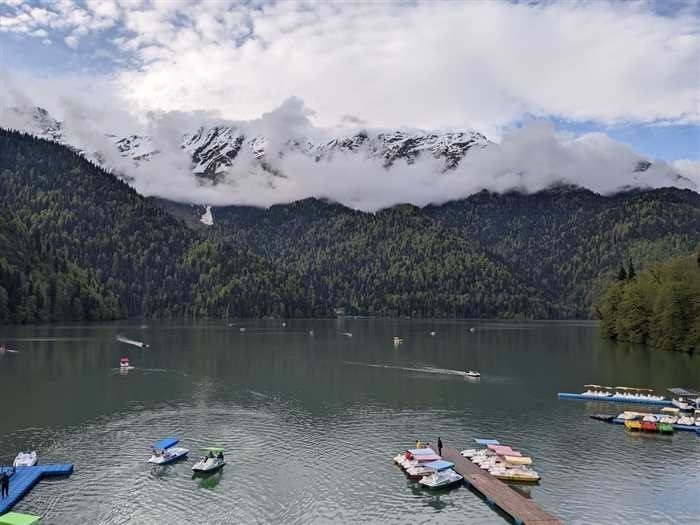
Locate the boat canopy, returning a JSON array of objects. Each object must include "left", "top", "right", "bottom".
[
  {"left": 474, "top": 438, "right": 499, "bottom": 445},
  {"left": 615, "top": 386, "right": 654, "bottom": 392},
  {"left": 153, "top": 437, "right": 179, "bottom": 450},
  {"left": 423, "top": 460, "right": 454, "bottom": 471},
  {"left": 487, "top": 445, "right": 520, "bottom": 456},
  {"left": 408, "top": 448, "right": 436, "bottom": 456},
  {"left": 661, "top": 407, "right": 680, "bottom": 414},
  {"left": 0, "top": 513, "right": 42, "bottom": 525},
  {"left": 584, "top": 384, "right": 611, "bottom": 389},
  {"left": 201, "top": 447, "right": 224, "bottom": 452},
  {"left": 415, "top": 454, "right": 442, "bottom": 462},
  {"left": 668, "top": 387, "right": 700, "bottom": 397}
]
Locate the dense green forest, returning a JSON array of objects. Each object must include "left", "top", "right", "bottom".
[
  {"left": 0, "top": 130, "right": 288, "bottom": 321},
  {"left": 1, "top": 129, "right": 699, "bottom": 322},
  {"left": 0, "top": 207, "right": 119, "bottom": 323},
  {"left": 596, "top": 255, "right": 700, "bottom": 353},
  {"left": 205, "top": 188, "right": 700, "bottom": 318}
]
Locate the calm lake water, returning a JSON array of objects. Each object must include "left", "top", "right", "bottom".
[{"left": 1, "top": 320, "right": 699, "bottom": 524}]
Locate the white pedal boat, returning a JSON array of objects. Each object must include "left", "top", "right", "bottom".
[
  {"left": 14, "top": 451, "right": 37, "bottom": 467},
  {"left": 148, "top": 437, "right": 189, "bottom": 464},
  {"left": 419, "top": 468, "right": 463, "bottom": 489}
]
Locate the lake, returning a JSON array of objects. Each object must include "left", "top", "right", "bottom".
[{"left": 1, "top": 320, "right": 698, "bottom": 524}]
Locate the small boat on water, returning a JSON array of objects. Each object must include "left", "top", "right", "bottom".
[
  {"left": 669, "top": 388, "right": 700, "bottom": 412},
  {"left": 624, "top": 418, "right": 642, "bottom": 431},
  {"left": 393, "top": 337, "right": 402, "bottom": 345},
  {"left": 418, "top": 468, "right": 463, "bottom": 489},
  {"left": 406, "top": 459, "right": 454, "bottom": 481},
  {"left": 119, "top": 357, "right": 130, "bottom": 369},
  {"left": 590, "top": 414, "right": 616, "bottom": 423},
  {"left": 192, "top": 448, "right": 226, "bottom": 473},
  {"left": 148, "top": 437, "right": 189, "bottom": 464},
  {"left": 394, "top": 448, "right": 440, "bottom": 469},
  {"left": 464, "top": 370, "right": 480, "bottom": 378},
  {"left": 13, "top": 451, "right": 37, "bottom": 467},
  {"left": 657, "top": 422, "right": 674, "bottom": 434},
  {"left": 641, "top": 415, "right": 658, "bottom": 432},
  {"left": 490, "top": 465, "right": 541, "bottom": 483},
  {"left": 116, "top": 335, "right": 149, "bottom": 348}
]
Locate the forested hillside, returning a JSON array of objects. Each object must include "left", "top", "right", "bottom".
[
  {"left": 0, "top": 207, "right": 119, "bottom": 323},
  {"left": 205, "top": 188, "right": 700, "bottom": 318},
  {"left": 596, "top": 255, "right": 700, "bottom": 352},
  {"left": 0, "top": 130, "right": 287, "bottom": 321},
  {"left": 1, "top": 130, "right": 699, "bottom": 322}
]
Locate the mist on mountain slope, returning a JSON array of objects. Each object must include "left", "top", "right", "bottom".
[{"left": 1, "top": 87, "right": 698, "bottom": 212}]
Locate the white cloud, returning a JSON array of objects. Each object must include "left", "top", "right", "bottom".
[
  {"left": 64, "top": 33, "right": 79, "bottom": 49},
  {"left": 0, "top": 1, "right": 697, "bottom": 131}
]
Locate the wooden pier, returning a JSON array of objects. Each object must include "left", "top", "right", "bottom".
[{"left": 438, "top": 446, "right": 561, "bottom": 525}]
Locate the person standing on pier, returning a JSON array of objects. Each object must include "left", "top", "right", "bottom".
[
  {"left": 437, "top": 437, "right": 443, "bottom": 456},
  {"left": 1, "top": 471, "right": 8, "bottom": 498}
]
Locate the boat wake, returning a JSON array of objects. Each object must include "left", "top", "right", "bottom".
[
  {"left": 343, "top": 361, "right": 474, "bottom": 378},
  {"left": 116, "top": 335, "right": 149, "bottom": 348}
]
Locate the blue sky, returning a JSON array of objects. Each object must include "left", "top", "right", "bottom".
[{"left": 1, "top": 0, "right": 698, "bottom": 163}]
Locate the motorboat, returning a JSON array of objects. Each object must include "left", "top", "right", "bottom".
[
  {"left": 393, "top": 337, "right": 402, "bottom": 345},
  {"left": 192, "top": 448, "right": 226, "bottom": 473},
  {"left": 119, "top": 357, "right": 130, "bottom": 369},
  {"left": 13, "top": 451, "right": 37, "bottom": 467},
  {"left": 669, "top": 388, "right": 700, "bottom": 412},
  {"left": 148, "top": 437, "right": 189, "bottom": 464},
  {"left": 464, "top": 371, "right": 480, "bottom": 378},
  {"left": 418, "top": 468, "right": 463, "bottom": 489},
  {"left": 659, "top": 407, "right": 679, "bottom": 424}
]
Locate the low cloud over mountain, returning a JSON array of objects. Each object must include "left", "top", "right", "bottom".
[{"left": 2, "top": 93, "right": 698, "bottom": 212}]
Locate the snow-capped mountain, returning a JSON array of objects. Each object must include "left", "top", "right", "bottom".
[
  {"left": 122, "top": 126, "right": 490, "bottom": 180},
  {"left": 4, "top": 106, "right": 697, "bottom": 201},
  {"left": 12, "top": 106, "right": 489, "bottom": 181}
]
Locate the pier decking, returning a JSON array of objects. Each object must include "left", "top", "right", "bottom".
[
  {"left": 0, "top": 464, "right": 73, "bottom": 515},
  {"left": 438, "top": 446, "right": 561, "bottom": 525}
]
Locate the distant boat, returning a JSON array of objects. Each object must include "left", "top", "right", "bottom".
[
  {"left": 469, "top": 328, "right": 476, "bottom": 333},
  {"left": 13, "top": 450, "right": 37, "bottom": 467},
  {"left": 282, "top": 322, "right": 287, "bottom": 327},
  {"left": 119, "top": 357, "right": 131, "bottom": 369},
  {"left": 116, "top": 335, "right": 149, "bottom": 348},
  {"left": 430, "top": 331, "right": 436, "bottom": 336},
  {"left": 464, "top": 370, "right": 480, "bottom": 378},
  {"left": 239, "top": 327, "right": 246, "bottom": 332},
  {"left": 393, "top": 337, "right": 403, "bottom": 345},
  {"left": 309, "top": 330, "right": 314, "bottom": 336},
  {"left": 341, "top": 332, "right": 352, "bottom": 337},
  {"left": 148, "top": 437, "right": 189, "bottom": 464},
  {"left": 192, "top": 447, "right": 226, "bottom": 473}
]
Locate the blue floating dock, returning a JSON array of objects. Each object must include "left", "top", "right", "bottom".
[
  {"left": 558, "top": 392, "right": 673, "bottom": 406},
  {"left": 0, "top": 464, "right": 73, "bottom": 515}
]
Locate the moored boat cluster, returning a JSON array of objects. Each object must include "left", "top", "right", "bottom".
[
  {"left": 460, "top": 439, "right": 541, "bottom": 483},
  {"left": 393, "top": 447, "right": 464, "bottom": 489}
]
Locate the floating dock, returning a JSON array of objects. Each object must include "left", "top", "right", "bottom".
[
  {"left": 438, "top": 445, "right": 561, "bottom": 525},
  {"left": 0, "top": 464, "right": 73, "bottom": 515},
  {"left": 557, "top": 393, "right": 672, "bottom": 406}
]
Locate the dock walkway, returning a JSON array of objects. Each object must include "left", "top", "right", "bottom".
[
  {"left": 0, "top": 464, "right": 73, "bottom": 515},
  {"left": 438, "top": 446, "right": 561, "bottom": 525}
]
